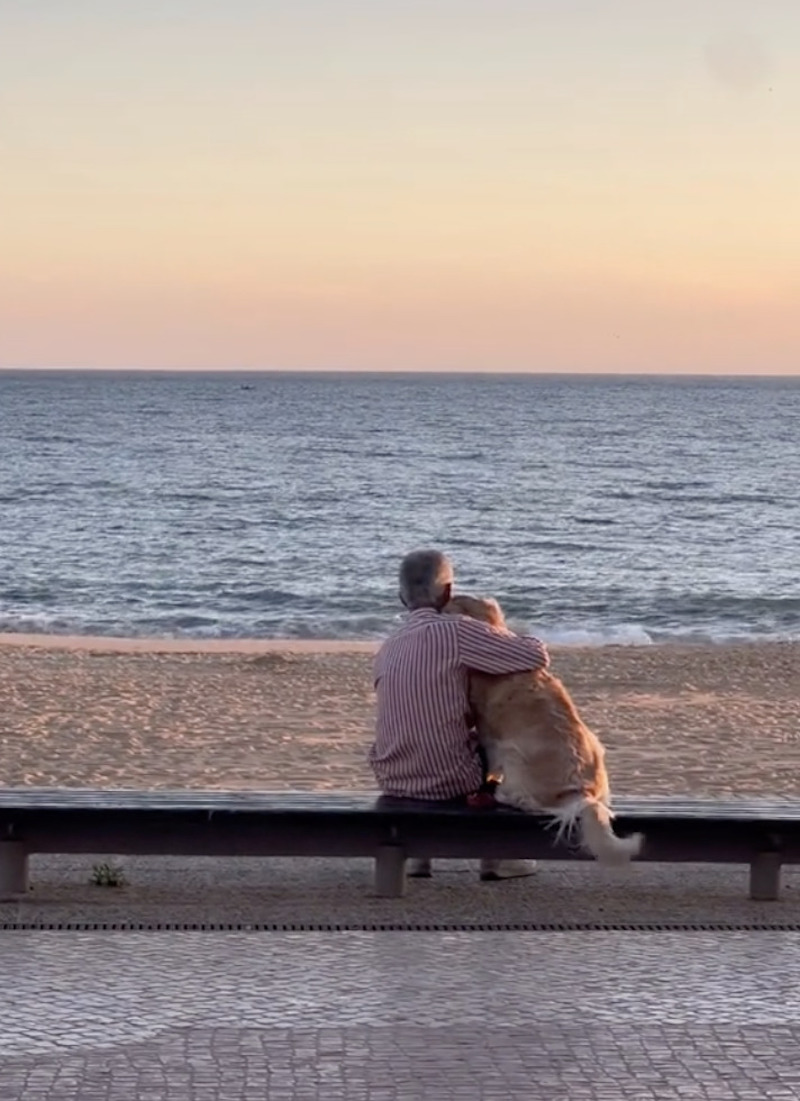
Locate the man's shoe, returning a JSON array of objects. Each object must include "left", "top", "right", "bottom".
[
  {"left": 479, "top": 859, "right": 537, "bottom": 881},
  {"left": 407, "top": 858, "right": 433, "bottom": 878}
]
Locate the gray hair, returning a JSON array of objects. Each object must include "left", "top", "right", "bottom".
[{"left": 398, "top": 549, "right": 454, "bottom": 610}]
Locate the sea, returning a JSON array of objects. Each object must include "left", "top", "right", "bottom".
[{"left": 0, "top": 370, "right": 798, "bottom": 645}]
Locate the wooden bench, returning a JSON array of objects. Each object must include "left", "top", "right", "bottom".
[{"left": 1, "top": 788, "right": 798, "bottom": 901}]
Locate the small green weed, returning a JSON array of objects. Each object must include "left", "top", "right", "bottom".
[{"left": 90, "top": 862, "right": 127, "bottom": 888}]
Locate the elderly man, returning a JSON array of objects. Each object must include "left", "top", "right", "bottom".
[{"left": 370, "top": 548, "right": 550, "bottom": 880}]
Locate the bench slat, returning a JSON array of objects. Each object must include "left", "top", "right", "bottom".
[
  {"left": 1, "top": 787, "right": 800, "bottom": 822},
  {"left": 2, "top": 787, "right": 799, "bottom": 903}
]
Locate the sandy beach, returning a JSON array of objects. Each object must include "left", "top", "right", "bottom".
[
  {"left": 2, "top": 633, "right": 799, "bottom": 927},
  {"left": 1, "top": 634, "right": 798, "bottom": 797}
]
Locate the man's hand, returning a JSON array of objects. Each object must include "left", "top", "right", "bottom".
[{"left": 466, "top": 791, "right": 498, "bottom": 809}]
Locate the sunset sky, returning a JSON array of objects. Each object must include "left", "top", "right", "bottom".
[{"left": 1, "top": 1, "right": 798, "bottom": 373}]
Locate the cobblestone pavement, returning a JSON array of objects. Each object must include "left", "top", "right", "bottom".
[{"left": 1, "top": 931, "right": 799, "bottom": 1099}]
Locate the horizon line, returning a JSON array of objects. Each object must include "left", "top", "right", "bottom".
[{"left": 1, "top": 367, "right": 798, "bottom": 380}]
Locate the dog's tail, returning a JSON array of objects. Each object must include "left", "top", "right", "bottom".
[{"left": 550, "top": 798, "right": 643, "bottom": 865}]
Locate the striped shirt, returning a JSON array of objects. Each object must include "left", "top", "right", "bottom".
[{"left": 370, "top": 608, "right": 549, "bottom": 800}]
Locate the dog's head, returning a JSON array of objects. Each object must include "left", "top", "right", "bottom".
[{"left": 442, "top": 593, "right": 507, "bottom": 629}]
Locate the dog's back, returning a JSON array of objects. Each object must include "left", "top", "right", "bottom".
[
  {"left": 468, "top": 661, "right": 609, "bottom": 807},
  {"left": 443, "top": 593, "right": 641, "bottom": 861}
]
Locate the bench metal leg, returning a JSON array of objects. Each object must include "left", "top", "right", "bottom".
[
  {"left": 374, "top": 845, "right": 406, "bottom": 898},
  {"left": 750, "top": 852, "right": 782, "bottom": 901},
  {"left": 0, "top": 842, "right": 29, "bottom": 898}
]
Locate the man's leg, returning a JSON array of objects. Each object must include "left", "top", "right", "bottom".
[
  {"left": 387, "top": 775, "right": 536, "bottom": 881},
  {"left": 476, "top": 744, "right": 537, "bottom": 880},
  {"left": 403, "top": 786, "right": 479, "bottom": 878},
  {"left": 407, "top": 858, "right": 433, "bottom": 877},
  {"left": 479, "top": 858, "right": 537, "bottom": 880},
  {"left": 410, "top": 857, "right": 536, "bottom": 879}
]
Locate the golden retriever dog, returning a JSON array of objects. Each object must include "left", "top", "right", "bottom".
[{"left": 444, "top": 593, "right": 642, "bottom": 865}]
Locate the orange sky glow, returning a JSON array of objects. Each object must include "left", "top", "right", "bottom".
[{"left": 1, "top": 1, "right": 798, "bottom": 373}]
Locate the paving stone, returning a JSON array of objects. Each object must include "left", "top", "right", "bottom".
[{"left": 0, "top": 932, "right": 799, "bottom": 1098}]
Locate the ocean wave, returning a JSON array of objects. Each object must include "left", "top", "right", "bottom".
[
  {"left": 534, "top": 624, "right": 654, "bottom": 646},
  {"left": 0, "top": 612, "right": 75, "bottom": 634},
  {"left": 159, "top": 491, "right": 219, "bottom": 503},
  {"left": 642, "top": 479, "right": 712, "bottom": 491},
  {"left": 571, "top": 516, "right": 617, "bottom": 526},
  {"left": 1, "top": 609, "right": 798, "bottom": 645},
  {"left": 20, "top": 434, "right": 83, "bottom": 445},
  {"left": 647, "top": 593, "right": 800, "bottom": 623}
]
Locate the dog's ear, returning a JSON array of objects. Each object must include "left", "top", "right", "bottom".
[
  {"left": 481, "top": 597, "right": 506, "bottom": 628},
  {"left": 441, "top": 594, "right": 462, "bottom": 617}
]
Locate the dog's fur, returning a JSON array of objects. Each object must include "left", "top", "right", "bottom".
[{"left": 444, "top": 594, "right": 642, "bottom": 865}]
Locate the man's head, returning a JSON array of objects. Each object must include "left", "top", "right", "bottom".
[{"left": 398, "top": 549, "right": 454, "bottom": 611}]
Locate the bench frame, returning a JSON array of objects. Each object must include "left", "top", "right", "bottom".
[{"left": 1, "top": 789, "right": 799, "bottom": 902}]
